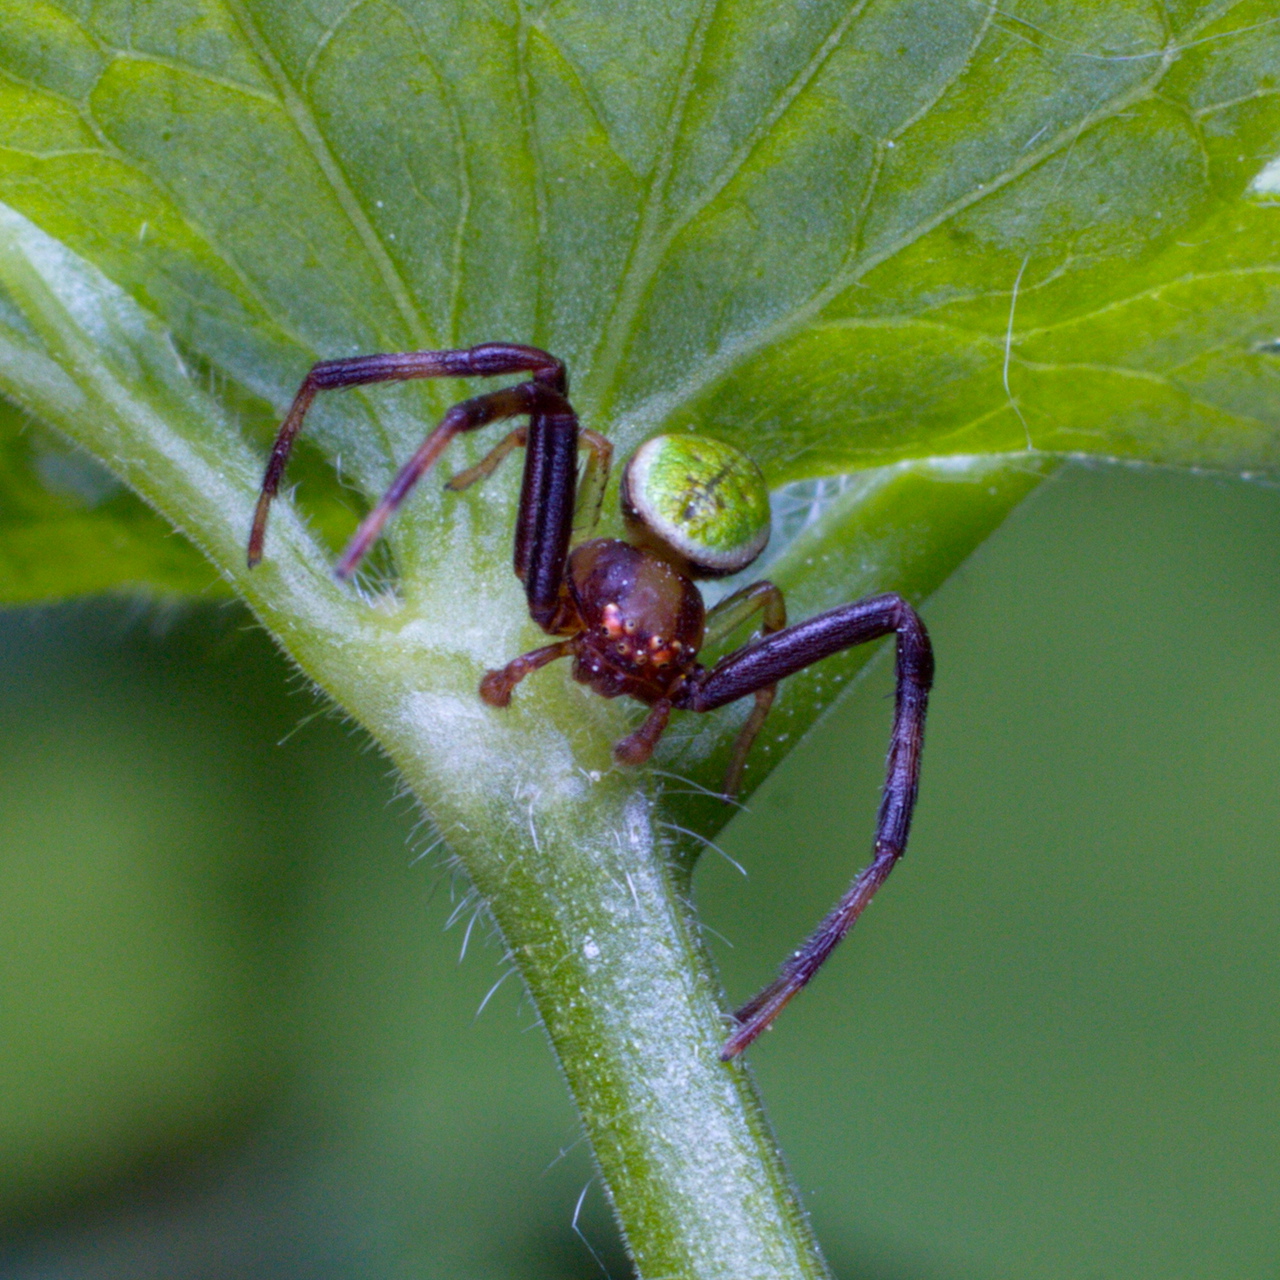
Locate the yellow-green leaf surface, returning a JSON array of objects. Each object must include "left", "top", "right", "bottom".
[
  {"left": 1, "top": 2, "right": 1279, "bottom": 600},
  {"left": 0, "top": 395, "right": 220, "bottom": 599}
]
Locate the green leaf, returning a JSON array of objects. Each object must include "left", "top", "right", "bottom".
[
  {"left": 3, "top": 4, "right": 1280, "bottom": 1274},
  {"left": 0, "top": 3, "right": 1278, "bottom": 532}
]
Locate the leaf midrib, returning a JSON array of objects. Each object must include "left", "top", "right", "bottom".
[
  {"left": 224, "top": 0, "right": 437, "bottom": 353},
  {"left": 578, "top": 0, "right": 721, "bottom": 409}
]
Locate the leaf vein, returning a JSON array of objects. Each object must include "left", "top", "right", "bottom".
[
  {"left": 885, "top": 0, "right": 999, "bottom": 144},
  {"left": 1017, "top": 264, "right": 1280, "bottom": 340},
  {"left": 1194, "top": 86, "right": 1280, "bottom": 117},
  {"left": 109, "top": 48, "right": 278, "bottom": 103},
  {"left": 223, "top": 0, "right": 435, "bottom": 350},
  {"left": 301, "top": 0, "right": 368, "bottom": 89},
  {"left": 525, "top": 23, "right": 641, "bottom": 179},
  {"left": 515, "top": 17, "right": 548, "bottom": 344},
  {"left": 662, "top": 0, "right": 877, "bottom": 243},
  {"left": 580, "top": 0, "right": 722, "bottom": 411},
  {"left": 1016, "top": 357, "right": 1277, "bottom": 428},
  {"left": 380, "top": 0, "right": 474, "bottom": 346},
  {"left": 628, "top": 53, "right": 1185, "bottom": 434}
]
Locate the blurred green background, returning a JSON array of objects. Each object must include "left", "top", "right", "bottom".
[{"left": 0, "top": 461, "right": 1277, "bottom": 1279}]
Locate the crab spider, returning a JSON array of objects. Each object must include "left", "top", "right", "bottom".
[{"left": 248, "top": 343, "right": 933, "bottom": 1058}]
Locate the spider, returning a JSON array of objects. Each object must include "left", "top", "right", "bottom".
[{"left": 248, "top": 343, "right": 933, "bottom": 1059}]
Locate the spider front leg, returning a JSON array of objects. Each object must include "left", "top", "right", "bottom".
[
  {"left": 246, "top": 342, "right": 591, "bottom": 632},
  {"left": 442, "top": 423, "right": 610, "bottom": 634},
  {"left": 332, "top": 382, "right": 573, "bottom": 580},
  {"left": 674, "top": 593, "right": 933, "bottom": 1058},
  {"left": 248, "top": 342, "right": 565, "bottom": 567}
]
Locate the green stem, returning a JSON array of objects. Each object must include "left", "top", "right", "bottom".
[
  {"left": 379, "top": 733, "right": 833, "bottom": 1279},
  {"left": 265, "top": 576, "right": 833, "bottom": 1276},
  {"left": 250, "top": 560, "right": 834, "bottom": 1276}
]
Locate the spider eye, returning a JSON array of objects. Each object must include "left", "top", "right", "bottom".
[{"left": 621, "top": 434, "right": 770, "bottom": 577}]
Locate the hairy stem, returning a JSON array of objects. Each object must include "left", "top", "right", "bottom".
[{"left": 364, "top": 713, "right": 833, "bottom": 1279}]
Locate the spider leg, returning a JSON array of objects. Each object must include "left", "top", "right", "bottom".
[
  {"left": 702, "top": 581, "right": 787, "bottom": 799},
  {"left": 703, "top": 580, "right": 787, "bottom": 647},
  {"left": 674, "top": 592, "right": 933, "bottom": 1058},
  {"left": 723, "top": 686, "right": 775, "bottom": 801},
  {"left": 333, "top": 382, "right": 571, "bottom": 579},
  {"left": 513, "top": 400, "right": 581, "bottom": 631},
  {"left": 480, "top": 639, "right": 577, "bottom": 707},
  {"left": 571, "top": 430, "right": 613, "bottom": 541},
  {"left": 447, "top": 426, "right": 611, "bottom": 544},
  {"left": 445, "top": 426, "right": 529, "bottom": 491},
  {"left": 248, "top": 343, "right": 564, "bottom": 566},
  {"left": 614, "top": 699, "right": 674, "bottom": 767}
]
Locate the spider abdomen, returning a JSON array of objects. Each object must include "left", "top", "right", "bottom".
[{"left": 567, "top": 539, "right": 704, "bottom": 702}]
